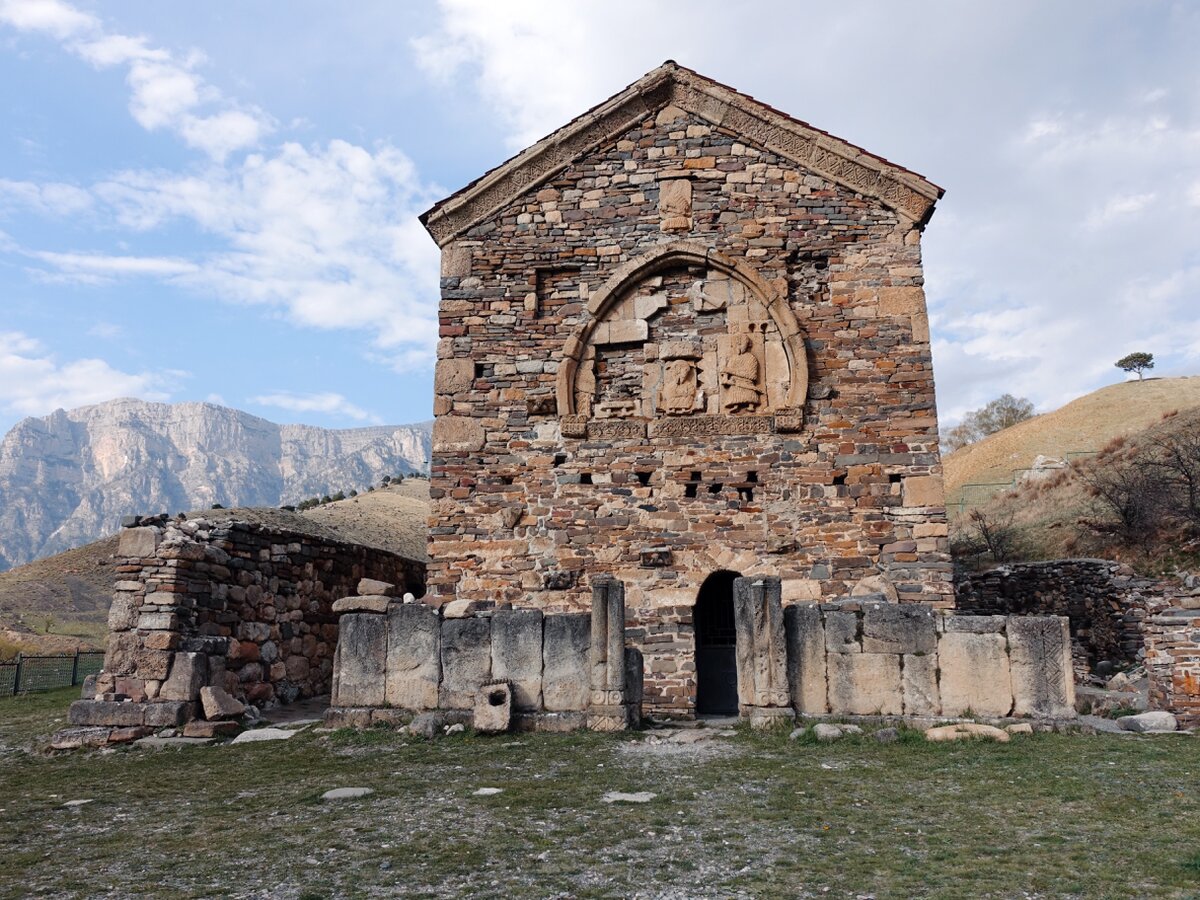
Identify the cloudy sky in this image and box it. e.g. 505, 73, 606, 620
1, 0, 1198, 436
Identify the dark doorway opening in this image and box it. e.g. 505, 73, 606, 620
694, 570, 740, 716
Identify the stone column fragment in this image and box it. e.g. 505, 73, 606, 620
588, 577, 633, 730
733, 576, 791, 726
385, 602, 441, 711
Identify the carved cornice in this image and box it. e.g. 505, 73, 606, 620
420, 62, 943, 247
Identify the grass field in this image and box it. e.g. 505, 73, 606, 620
1, 688, 1198, 899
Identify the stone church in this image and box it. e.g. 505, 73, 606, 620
65, 63, 1076, 741
422, 62, 954, 718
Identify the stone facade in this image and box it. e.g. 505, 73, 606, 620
68, 515, 423, 731
422, 62, 952, 717
1145, 607, 1200, 728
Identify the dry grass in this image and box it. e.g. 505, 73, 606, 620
944, 375, 1200, 503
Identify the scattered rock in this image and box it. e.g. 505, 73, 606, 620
601, 791, 657, 804
183, 720, 242, 739
873, 727, 899, 743
444, 723, 465, 735
1117, 711, 1178, 733
473, 788, 504, 796
1005, 723, 1034, 735
357, 578, 396, 597
407, 712, 445, 739
813, 724, 844, 742
787, 728, 806, 741
840, 724, 863, 735
229, 727, 297, 744
322, 787, 374, 801
62, 799, 93, 807
200, 686, 245, 720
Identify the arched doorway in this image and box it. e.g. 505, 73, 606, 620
694, 570, 740, 716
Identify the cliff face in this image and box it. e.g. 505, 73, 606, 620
0, 398, 431, 569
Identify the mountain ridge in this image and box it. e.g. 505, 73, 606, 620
0, 398, 431, 570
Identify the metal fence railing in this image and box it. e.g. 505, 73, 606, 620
0, 651, 105, 697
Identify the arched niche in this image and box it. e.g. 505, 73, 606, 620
555, 242, 808, 424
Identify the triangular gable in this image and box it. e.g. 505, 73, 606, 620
420, 61, 943, 247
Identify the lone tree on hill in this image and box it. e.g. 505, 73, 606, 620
942, 393, 1036, 452
1115, 351, 1154, 380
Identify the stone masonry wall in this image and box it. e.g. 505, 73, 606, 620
1145, 608, 1200, 728
429, 102, 952, 716
72, 515, 424, 730
954, 560, 1161, 675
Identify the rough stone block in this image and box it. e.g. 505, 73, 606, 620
733, 577, 789, 709
827, 653, 902, 715
435, 358, 475, 394
1007, 616, 1075, 718
474, 681, 512, 734
593, 320, 648, 346
358, 578, 396, 597
200, 686, 245, 720
332, 595, 392, 614
902, 475, 944, 508
385, 601, 441, 710
939, 631, 1013, 717
901, 653, 940, 716
159, 652, 207, 702
68, 700, 145, 727
862, 603, 936, 655
491, 609, 543, 711
433, 415, 486, 453
824, 611, 860, 653
942, 615, 1007, 634
334, 613, 388, 707
440, 617, 491, 710
784, 604, 827, 715
118, 526, 159, 559
107, 596, 137, 632
624, 647, 644, 728
543, 613, 590, 712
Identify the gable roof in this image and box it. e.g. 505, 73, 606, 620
420, 61, 944, 247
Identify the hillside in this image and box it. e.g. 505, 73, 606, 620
0, 481, 431, 651
0, 398, 431, 570
944, 376, 1200, 508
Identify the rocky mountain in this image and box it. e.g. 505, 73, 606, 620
0, 398, 431, 570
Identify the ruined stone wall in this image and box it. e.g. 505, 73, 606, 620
953, 560, 1159, 674
1145, 608, 1200, 728
429, 106, 951, 715
72, 516, 424, 730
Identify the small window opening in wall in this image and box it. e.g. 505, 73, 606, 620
500, 475, 514, 485
580, 473, 593, 485
746, 471, 758, 483
832, 472, 847, 486
684, 483, 698, 499
554, 454, 567, 466
474, 362, 493, 379
636, 471, 652, 487
737, 485, 754, 502
708, 482, 723, 494
889, 473, 903, 484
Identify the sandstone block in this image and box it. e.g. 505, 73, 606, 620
877, 286, 926, 316
107, 596, 137, 632
824, 611, 860, 653
784, 604, 827, 715
69, 700, 145, 727
474, 682, 513, 734
433, 415, 486, 453
491, 609, 543, 711
938, 631, 1013, 716
1007, 616, 1075, 718
440, 242, 472, 278
334, 613, 388, 707
159, 652, 206, 702
440, 617, 491, 710
332, 595, 392, 614
862, 603, 936, 655
435, 358, 475, 394
827, 652, 902, 715
358, 578, 396, 597
901, 652, 940, 716
385, 601, 441, 711
142, 700, 193, 727
902, 475, 944, 508
593, 320, 648, 346
200, 686, 245, 720
118, 526, 159, 559
543, 613, 590, 712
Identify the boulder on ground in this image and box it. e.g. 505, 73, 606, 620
925, 723, 1010, 743
1117, 711, 1178, 733
200, 686, 245, 720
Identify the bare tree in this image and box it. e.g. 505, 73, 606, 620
1077, 455, 1170, 550
966, 508, 1020, 562
943, 394, 1036, 452
1149, 420, 1200, 529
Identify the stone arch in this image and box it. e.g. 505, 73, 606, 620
555, 241, 808, 416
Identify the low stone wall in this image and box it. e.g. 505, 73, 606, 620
788, 601, 1075, 719
954, 560, 1159, 674
1145, 607, 1200, 728
327, 577, 643, 732
69, 514, 424, 732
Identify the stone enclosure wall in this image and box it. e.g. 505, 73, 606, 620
69, 515, 424, 731
1145, 608, 1200, 728
954, 560, 1160, 676
424, 64, 953, 717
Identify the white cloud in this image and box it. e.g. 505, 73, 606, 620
29, 249, 199, 283
1084, 192, 1156, 230
0, 331, 176, 417
0, 179, 93, 216
0, 0, 271, 161
249, 390, 380, 424
87, 322, 122, 339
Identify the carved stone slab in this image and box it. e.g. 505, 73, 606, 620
650, 415, 773, 438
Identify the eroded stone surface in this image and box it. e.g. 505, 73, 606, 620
385, 602, 441, 711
